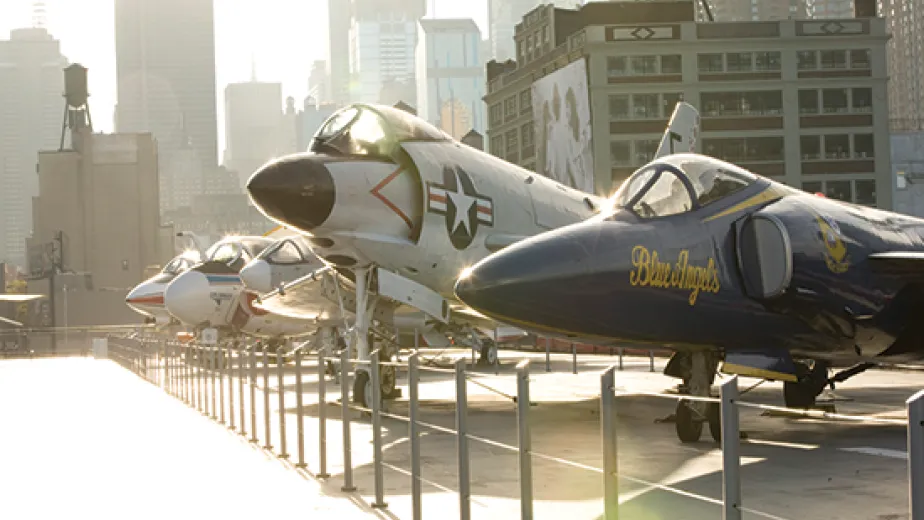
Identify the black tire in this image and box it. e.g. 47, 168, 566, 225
675, 400, 703, 443
477, 339, 498, 367
707, 402, 722, 442
353, 369, 370, 409
380, 365, 397, 398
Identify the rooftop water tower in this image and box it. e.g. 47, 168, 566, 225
59, 63, 93, 150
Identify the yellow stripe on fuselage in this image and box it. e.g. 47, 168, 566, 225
702, 186, 787, 222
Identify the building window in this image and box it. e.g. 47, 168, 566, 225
661, 54, 682, 74
630, 55, 658, 75
824, 134, 850, 159
521, 123, 534, 148
490, 103, 503, 126
519, 90, 532, 114
726, 52, 752, 72
701, 91, 782, 116
702, 137, 783, 162
800, 135, 821, 160
820, 50, 848, 69
635, 140, 659, 164
662, 93, 682, 116
505, 129, 518, 153
822, 88, 849, 113
855, 179, 876, 205
607, 56, 628, 77
609, 95, 629, 119
799, 89, 819, 114
698, 53, 723, 73
754, 51, 781, 71
633, 93, 660, 118
490, 135, 503, 155
504, 97, 517, 119
854, 133, 874, 158
802, 181, 822, 193
826, 180, 852, 201
850, 49, 871, 69
797, 51, 817, 70
610, 141, 630, 165
852, 87, 872, 112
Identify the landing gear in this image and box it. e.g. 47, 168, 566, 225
673, 351, 721, 443
783, 360, 828, 409
477, 338, 498, 367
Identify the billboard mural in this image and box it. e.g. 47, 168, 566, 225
531, 58, 594, 194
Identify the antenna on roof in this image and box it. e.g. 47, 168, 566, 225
32, 1, 47, 28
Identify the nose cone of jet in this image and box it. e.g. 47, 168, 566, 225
246, 154, 336, 233
240, 259, 272, 294
164, 270, 213, 326
125, 281, 165, 317
454, 223, 609, 337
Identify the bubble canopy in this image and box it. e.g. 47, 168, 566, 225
309, 103, 451, 160
607, 154, 759, 219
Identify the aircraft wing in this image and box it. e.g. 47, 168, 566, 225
867, 252, 924, 277
254, 266, 341, 320
0, 294, 45, 302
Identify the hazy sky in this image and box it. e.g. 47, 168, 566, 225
0, 0, 489, 160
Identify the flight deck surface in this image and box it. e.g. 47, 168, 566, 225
0, 353, 915, 520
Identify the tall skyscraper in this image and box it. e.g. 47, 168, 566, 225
349, 0, 427, 105
223, 81, 284, 188
328, 0, 352, 105
488, 0, 583, 62
114, 0, 218, 175
416, 18, 486, 138
883, 0, 924, 131
0, 27, 67, 268
308, 60, 331, 103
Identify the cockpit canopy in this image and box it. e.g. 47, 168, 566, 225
607, 154, 759, 220
161, 252, 200, 276
309, 103, 451, 160
254, 236, 313, 265
204, 237, 275, 269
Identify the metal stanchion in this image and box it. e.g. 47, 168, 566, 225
649, 350, 655, 372
263, 347, 273, 450
455, 358, 471, 520
277, 346, 288, 458
572, 343, 577, 375
294, 347, 306, 468
317, 341, 330, 479
544, 337, 551, 373
618, 348, 624, 370
162, 340, 168, 390
340, 346, 355, 491
908, 389, 924, 520
238, 344, 247, 436
219, 344, 226, 424
601, 366, 618, 520
516, 360, 533, 520
198, 346, 206, 414
721, 376, 742, 520
250, 346, 258, 443
371, 352, 386, 508
226, 342, 233, 428
210, 347, 218, 419
408, 352, 422, 520
184, 345, 190, 404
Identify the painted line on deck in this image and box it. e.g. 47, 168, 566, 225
838, 447, 908, 460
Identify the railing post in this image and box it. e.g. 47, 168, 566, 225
249, 346, 258, 443
162, 340, 168, 391
371, 352, 387, 508
618, 348, 624, 370
516, 360, 533, 520
721, 376, 742, 520
908, 389, 924, 520
210, 347, 218, 419
340, 345, 355, 491
219, 344, 226, 424
294, 347, 306, 468
317, 340, 330, 478
649, 350, 655, 372
572, 343, 577, 375
227, 341, 234, 429
197, 346, 205, 414
601, 366, 618, 520
184, 345, 191, 404
238, 344, 247, 436
277, 346, 288, 458
544, 337, 551, 373
455, 358, 471, 520
408, 352, 422, 520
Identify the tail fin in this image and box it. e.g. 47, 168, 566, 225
654, 101, 700, 159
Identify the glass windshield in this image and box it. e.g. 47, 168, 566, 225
206, 242, 242, 264
259, 239, 305, 264
631, 169, 694, 218
310, 104, 450, 159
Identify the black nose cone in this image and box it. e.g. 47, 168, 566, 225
246, 154, 336, 232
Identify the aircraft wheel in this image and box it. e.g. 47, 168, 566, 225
783, 380, 817, 409
707, 402, 721, 442
353, 368, 371, 409
675, 399, 703, 443
477, 339, 498, 367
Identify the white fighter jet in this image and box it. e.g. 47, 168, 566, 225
125, 250, 202, 325
244, 101, 700, 404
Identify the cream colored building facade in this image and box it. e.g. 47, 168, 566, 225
485, 2, 891, 209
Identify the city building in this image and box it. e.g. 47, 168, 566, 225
416, 18, 486, 138
488, 0, 583, 62
161, 194, 270, 245
699, 0, 810, 21
349, 0, 427, 104
0, 27, 67, 269
28, 128, 174, 326
114, 0, 219, 201
223, 80, 284, 188
308, 60, 331, 103
296, 98, 339, 151
484, 0, 891, 208
883, 0, 924, 131
891, 132, 924, 216
328, 0, 353, 105
807, 0, 855, 18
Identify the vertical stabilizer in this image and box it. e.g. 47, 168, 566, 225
654, 102, 701, 159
